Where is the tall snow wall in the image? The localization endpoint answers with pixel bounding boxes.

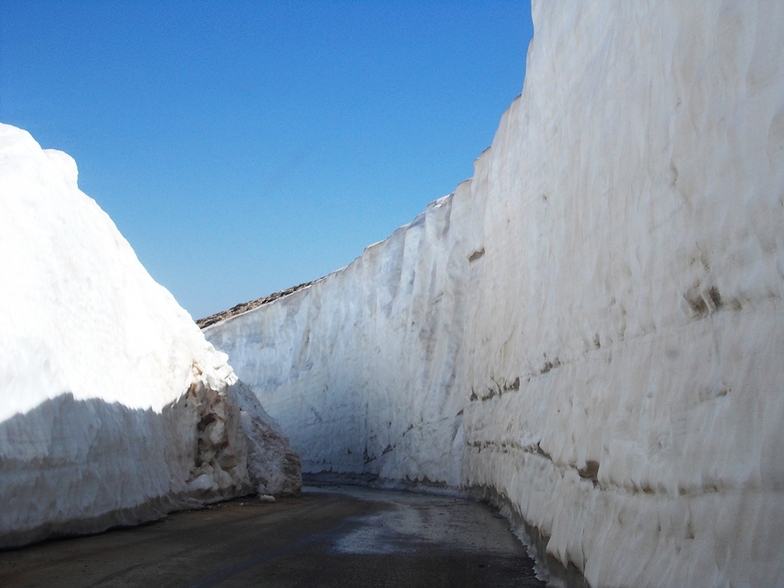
[0,124,300,548]
[203,2,784,587]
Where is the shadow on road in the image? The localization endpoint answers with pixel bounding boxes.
[0,485,546,587]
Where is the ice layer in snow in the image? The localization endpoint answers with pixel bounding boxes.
[0,124,300,548]
[203,2,784,587]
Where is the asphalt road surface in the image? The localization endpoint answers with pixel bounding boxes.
[0,486,546,587]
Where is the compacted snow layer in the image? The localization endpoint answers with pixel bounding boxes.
[0,124,300,547]
[204,2,784,586]
[206,192,471,488]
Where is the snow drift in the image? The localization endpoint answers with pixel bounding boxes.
[203,2,784,587]
[0,124,300,548]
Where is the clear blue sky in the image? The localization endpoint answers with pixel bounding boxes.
[1,1,533,320]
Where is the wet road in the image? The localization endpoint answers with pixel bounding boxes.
[0,486,545,587]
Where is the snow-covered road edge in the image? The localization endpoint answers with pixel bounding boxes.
[0,124,301,547]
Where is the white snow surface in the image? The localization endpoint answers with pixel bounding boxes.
[204,3,784,587]
[0,124,300,548]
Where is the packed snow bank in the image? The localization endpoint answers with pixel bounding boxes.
[205,193,471,487]
[0,124,300,548]
[204,2,784,586]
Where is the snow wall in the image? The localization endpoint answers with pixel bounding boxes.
[0,124,301,548]
[203,3,784,587]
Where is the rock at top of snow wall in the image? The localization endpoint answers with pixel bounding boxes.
[203,2,784,587]
[0,124,300,548]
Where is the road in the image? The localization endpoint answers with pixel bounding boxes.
[0,485,546,587]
